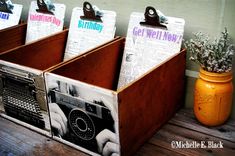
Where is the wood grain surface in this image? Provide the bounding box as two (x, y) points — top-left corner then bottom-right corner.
(0, 23), (27, 53)
(0, 108), (234, 156)
(0, 29), (68, 70)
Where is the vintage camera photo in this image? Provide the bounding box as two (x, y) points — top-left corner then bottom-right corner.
(46, 78), (120, 156)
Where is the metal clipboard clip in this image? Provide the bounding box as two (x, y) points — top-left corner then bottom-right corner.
(80, 1), (103, 23)
(0, 0), (13, 14)
(36, 0), (54, 15)
(140, 6), (167, 30)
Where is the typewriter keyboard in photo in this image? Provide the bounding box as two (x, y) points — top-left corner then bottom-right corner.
(2, 81), (45, 128)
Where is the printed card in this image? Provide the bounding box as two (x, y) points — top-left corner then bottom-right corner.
(0, 4), (22, 30)
(118, 12), (185, 88)
(63, 7), (116, 61)
(25, 1), (65, 43)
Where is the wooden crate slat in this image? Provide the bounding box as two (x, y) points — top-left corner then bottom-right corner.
(118, 50), (186, 156)
(0, 23), (27, 53)
(178, 108), (235, 127)
(0, 108), (235, 155)
(149, 124), (235, 156)
(0, 29), (68, 71)
(169, 109), (235, 142)
(136, 143), (184, 156)
(0, 117), (88, 156)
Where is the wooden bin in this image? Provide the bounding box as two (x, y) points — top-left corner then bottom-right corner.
(0, 23), (27, 54)
(0, 28), (119, 136)
(45, 37), (186, 156)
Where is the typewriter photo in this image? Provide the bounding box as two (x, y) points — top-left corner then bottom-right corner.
(0, 64), (50, 132)
(50, 88), (115, 153)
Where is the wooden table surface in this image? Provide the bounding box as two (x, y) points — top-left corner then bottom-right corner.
(0, 108), (234, 156)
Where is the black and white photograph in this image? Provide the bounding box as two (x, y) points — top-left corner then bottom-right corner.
(46, 74), (120, 156)
(0, 61), (51, 135)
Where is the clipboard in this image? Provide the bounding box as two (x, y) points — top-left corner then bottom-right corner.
(63, 1), (116, 61)
(118, 6), (185, 88)
(0, 0), (22, 30)
(25, 0), (66, 43)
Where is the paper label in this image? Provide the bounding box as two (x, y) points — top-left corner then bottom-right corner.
(25, 1), (65, 43)
(63, 7), (116, 61)
(0, 4), (22, 30)
(118, 12), (185, 88)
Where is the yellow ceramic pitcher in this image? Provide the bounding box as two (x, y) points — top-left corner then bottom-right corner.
(194, 68), (233, 126)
